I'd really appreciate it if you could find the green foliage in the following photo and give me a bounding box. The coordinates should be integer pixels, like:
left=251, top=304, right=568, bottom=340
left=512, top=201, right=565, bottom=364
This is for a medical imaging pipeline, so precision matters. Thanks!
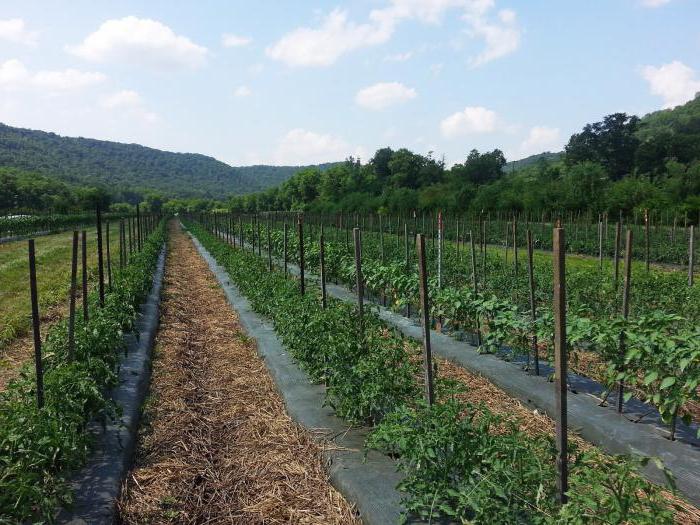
left=367, top=399, right=558, bottom=524
left=0, top=122, right=333, bottom=200
left=231, top=96, right=700, bottom=219
left=187, top=217, right=679, bottom=524
left=0, top=221, right=165, bottom=523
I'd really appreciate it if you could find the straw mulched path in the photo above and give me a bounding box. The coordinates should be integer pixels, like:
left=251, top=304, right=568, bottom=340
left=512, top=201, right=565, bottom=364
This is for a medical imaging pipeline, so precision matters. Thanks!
left=117, top=222, right=359, bottom=524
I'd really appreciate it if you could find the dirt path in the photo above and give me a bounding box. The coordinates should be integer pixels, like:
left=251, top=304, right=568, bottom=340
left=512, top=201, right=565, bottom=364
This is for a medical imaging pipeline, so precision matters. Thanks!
left=118, top=222, right=358, bottom=524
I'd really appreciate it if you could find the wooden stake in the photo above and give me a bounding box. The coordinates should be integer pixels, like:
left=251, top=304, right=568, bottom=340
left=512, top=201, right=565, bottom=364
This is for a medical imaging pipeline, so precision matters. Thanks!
left=81, top=230, right=89, bottom=322
left=469, top=231, right=482, bottom=348
left=689, top=225, right=695, bottom=287
left=106, top=220, right=112, bottom=290
left=283, top=222, right=288, bottom=277
left=353, top=228, right=364, bottom=324
left=613, top=222, right=621, bottom=288
left=417, top=234, right=435, bottom=406
left=527, top=229, right=539, bottom=375
left=96, top=207, right=105, bottom=306
left=68, top=231, right=78, bottom=361
left=320, top=225, right=327, bottom=308
left=617, top=230, right=633, bottom=413
left=298, top=214, right=305, bottom=295
left=553, top=227, right=568, bottom=504
left=28, top=239, right=45, bottom=408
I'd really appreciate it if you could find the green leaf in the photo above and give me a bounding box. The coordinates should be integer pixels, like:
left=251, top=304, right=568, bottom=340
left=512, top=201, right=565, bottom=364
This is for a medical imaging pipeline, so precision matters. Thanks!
left=643, top=371, right=658, bottom=385
left=659, top=377, right=676, bottom=390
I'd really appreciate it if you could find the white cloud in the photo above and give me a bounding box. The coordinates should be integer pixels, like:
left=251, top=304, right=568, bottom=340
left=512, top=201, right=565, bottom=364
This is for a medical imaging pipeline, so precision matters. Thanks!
left=466, top=8, right=521, bottom=67
left=440, top=106, right=497, bottom=137
left=0, top=59, right=29, bottom=89
left=355, top=81, right=416, bottom=110
left=234, top=85, right=251, bottom=97
left=100, top=89, right=157, bottom=123
left=221, top=33, right=251, bottom=48
left=641, top=0, right=671, bottom=7
left=267, top=1, right=520, bottom=67
left=518, top=126, right=561, bottom=157
left=100, top=89, right=142, bottom=109
left=384, top=51, right=412, bottom=62
left=0, top=18, right=39, bottom=45
left=430, top=63, right=444, bottom=75
left=266, top=9, right=395, bottom=67
left=0, top=59, right=105, bottom=92
left=68, top=16, right=207, bottom=70
left=32, top=69, right=106, bottom=91
left=274, top=128, right=360, bottom=164
left=641, top=61, right=700, bottom=109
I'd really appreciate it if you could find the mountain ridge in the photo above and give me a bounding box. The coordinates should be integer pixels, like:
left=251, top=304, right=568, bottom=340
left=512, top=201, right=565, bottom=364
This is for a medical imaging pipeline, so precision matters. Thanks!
left=0, top=122, right=336, bottom=199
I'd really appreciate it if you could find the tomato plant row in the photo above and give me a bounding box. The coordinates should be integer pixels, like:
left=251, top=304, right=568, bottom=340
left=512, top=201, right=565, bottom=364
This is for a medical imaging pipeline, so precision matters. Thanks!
left=0, top=220, right=166, bottom=523
left=219, top=212, right=699, bottom=440
left=187, top=216, right=682, bottom=524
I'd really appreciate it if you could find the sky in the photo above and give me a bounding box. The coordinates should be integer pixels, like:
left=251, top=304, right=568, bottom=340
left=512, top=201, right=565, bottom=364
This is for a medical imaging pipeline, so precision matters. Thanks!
left=0, top=0, right=699, bottom=167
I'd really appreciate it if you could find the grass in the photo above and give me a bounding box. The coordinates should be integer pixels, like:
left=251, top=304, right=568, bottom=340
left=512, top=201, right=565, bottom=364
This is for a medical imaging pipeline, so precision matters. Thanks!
left=0, top=222, right=123, bottom=351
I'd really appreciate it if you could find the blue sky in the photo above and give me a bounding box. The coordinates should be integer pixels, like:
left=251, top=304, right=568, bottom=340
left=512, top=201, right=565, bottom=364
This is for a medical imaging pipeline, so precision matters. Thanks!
left=1, top=0, right=699, bottom=167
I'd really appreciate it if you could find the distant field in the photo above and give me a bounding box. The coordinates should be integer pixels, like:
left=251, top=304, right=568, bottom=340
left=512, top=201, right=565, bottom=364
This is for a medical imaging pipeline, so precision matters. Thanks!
left=0, top=223, right=121, bottom=351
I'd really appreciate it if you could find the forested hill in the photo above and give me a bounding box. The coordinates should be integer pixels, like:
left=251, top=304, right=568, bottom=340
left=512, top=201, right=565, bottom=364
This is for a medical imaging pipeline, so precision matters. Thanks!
left=0, top=123, right=330, bottom=198
left=503, top=152, right=562, bottom=172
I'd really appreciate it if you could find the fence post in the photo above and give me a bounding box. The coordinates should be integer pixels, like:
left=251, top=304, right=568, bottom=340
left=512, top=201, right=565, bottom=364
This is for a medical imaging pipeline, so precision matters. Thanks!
left=68, top=231, right=79, bottom=361
left=283, top=221, right=288, bottom=277
left=81, top=230, right=89, bottom=322
left=320, top=224, right=327, bottom=308
left=553, top=227, right=568, bottom=505
left=28, top=239, right=45, bottom=409
left=527, top=229, right=539, bottom=375
left=298, top=214, right=305, bottom=295
left=416, top=233, right=435, bottom=406
left=617, top=230, right=633, bottom=413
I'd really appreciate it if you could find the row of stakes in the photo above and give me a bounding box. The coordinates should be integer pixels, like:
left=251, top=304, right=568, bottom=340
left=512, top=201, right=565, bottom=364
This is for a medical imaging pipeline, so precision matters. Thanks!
left=199, top=212, right=585, bottom=505
left=26, top=205, right=159, bottom=409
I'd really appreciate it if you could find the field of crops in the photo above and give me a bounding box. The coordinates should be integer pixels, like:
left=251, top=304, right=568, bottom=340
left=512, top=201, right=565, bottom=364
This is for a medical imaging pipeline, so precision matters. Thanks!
left=0, top=214, right=164, bottom=522
left=1, top=209, right=698, bottom=524
left=200, top=211, right=699, bottom=436
left=185, top=213, right=700, bottom=524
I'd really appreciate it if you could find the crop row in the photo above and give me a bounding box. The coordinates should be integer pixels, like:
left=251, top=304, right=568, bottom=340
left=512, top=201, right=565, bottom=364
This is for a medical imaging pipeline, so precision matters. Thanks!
left=0, top=220, right=166, bottom=523
left=187, top=217, right=681, bottom=524
left=216, top=212, right=699, bottom=439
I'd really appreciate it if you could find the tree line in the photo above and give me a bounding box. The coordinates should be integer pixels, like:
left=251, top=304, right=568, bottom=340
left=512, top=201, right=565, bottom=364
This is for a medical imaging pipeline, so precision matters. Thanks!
left=224, top=95, right=700, bottom=221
